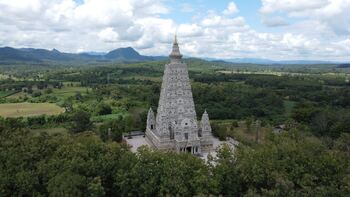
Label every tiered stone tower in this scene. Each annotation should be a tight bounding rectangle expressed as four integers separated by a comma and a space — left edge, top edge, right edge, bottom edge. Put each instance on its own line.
146, 35, 213, 154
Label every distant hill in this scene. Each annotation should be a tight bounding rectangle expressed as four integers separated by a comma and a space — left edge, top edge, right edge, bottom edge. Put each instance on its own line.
1, 46, 346, 65
206, 57, 338, 65
105, 47, 151, 61
337, 63, 350, 68
0, 46, 165, 64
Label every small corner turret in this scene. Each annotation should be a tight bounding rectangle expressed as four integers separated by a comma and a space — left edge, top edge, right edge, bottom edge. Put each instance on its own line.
147, 107, 155, 131
200, 110, 212, 136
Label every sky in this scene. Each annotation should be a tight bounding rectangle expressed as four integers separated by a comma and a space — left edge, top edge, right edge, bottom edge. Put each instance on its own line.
0, 0, 350, 61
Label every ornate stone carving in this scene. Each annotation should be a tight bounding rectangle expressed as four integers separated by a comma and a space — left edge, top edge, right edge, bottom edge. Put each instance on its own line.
145, 35, 213, 154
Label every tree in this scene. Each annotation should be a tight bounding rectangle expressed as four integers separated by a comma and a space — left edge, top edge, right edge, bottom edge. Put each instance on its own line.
211, 122, 227, 140
62, 98, 73, 112
98, 115, 128, 142
211, 144, 241, 196
44, 88, 53, 94
75, 92, 83, 101
245, 117, 253, 132
233, 131, 350, 196
95, 103, 112, 115
32, 91, 42, 97
48, 171, 86, 197
115, 147, 211, 196
68, 109, 92, 133
87, 177, 105, 197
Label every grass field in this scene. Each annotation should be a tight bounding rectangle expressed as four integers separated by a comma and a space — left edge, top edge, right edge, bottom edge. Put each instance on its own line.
5, 86, 91, 100
5, 91, 28, 99
91, 113, 126, 122
0, 102, 65, 117
52, 86, 91, 98
0, 90, 18, 98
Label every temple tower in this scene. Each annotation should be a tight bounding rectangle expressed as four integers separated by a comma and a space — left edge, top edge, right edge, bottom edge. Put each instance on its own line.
145, 35, 213, 154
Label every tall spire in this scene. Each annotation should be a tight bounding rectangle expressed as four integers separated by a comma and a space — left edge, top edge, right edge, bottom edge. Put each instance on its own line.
174, 34, 178, 45
169, 34, 182, 62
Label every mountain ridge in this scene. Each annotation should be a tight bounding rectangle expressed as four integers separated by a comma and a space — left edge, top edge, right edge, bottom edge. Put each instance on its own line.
0, 46, 164, 63
0, 46, 346, 65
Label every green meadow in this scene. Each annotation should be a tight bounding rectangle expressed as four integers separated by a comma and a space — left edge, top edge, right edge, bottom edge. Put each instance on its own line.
0, 102, 64, 117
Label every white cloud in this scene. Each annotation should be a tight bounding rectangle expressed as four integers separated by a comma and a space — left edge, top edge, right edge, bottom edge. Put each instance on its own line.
262, 16, 289, 27
259, 0, 350, 35
260, 0, 328, 14
201, 15, 246, 27
180, 3, 194, 13
0, 0, 170, 51
178, 24, 203, 37
0, 0, 349, 61
223, 2, 239, 15
98, 28, 119, 43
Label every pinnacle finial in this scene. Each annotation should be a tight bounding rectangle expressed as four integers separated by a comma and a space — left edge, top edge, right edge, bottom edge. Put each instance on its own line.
169, 33, 182, 61
174, 33, 178, 45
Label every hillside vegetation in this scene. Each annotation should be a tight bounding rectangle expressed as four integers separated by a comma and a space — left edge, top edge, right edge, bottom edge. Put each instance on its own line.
0, 60, 349, 196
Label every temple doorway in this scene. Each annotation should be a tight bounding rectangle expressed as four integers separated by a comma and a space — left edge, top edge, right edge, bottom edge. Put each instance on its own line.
186, 147, 192, 153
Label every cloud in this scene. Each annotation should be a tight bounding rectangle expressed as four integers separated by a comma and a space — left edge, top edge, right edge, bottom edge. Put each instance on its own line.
178, 24, 203, 37
259, 0, 328, 14
98, 28, 119, 43
259, 0, 350, 35
0, 0, 349, 61
201, 15, 246, 28
223, 2, 239, 15
180, 3, 194, 13
262, 16, 289, 27
0, 0, 170, 51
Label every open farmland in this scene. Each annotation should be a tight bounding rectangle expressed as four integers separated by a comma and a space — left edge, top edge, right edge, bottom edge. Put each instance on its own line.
0, 102, 65, 117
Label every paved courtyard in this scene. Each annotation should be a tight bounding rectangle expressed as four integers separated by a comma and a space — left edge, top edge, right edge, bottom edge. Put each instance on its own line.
124, 134, 237, 161
124, 135, 150, 152
201, 137, 237, 161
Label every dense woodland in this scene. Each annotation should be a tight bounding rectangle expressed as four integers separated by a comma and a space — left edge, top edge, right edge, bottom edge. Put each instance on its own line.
0, 60, 349, 196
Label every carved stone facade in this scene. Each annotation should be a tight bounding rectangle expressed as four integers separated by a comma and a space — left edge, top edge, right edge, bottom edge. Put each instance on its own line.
146, 36, 213, 154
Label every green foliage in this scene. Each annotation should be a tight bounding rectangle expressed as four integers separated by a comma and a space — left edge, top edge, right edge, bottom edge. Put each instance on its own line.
32, 91, 42, 97
192, 82, 284, 122
231, 120, 239, 128
0, 122, 349, 196
47, 171, 86, 197
95, 103, 112, 115
44, 88, 53, 94
311, 109, 350, 138
1, 56, 350, 196
116, 147, 211, 196
87, 177, 105, 197
0, 90, 17, 98
98, 116, 126, 142
68, 109, 92, 133
211, 122, 227, 140
212, 131, 350, 196
245, 117, 253, 132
